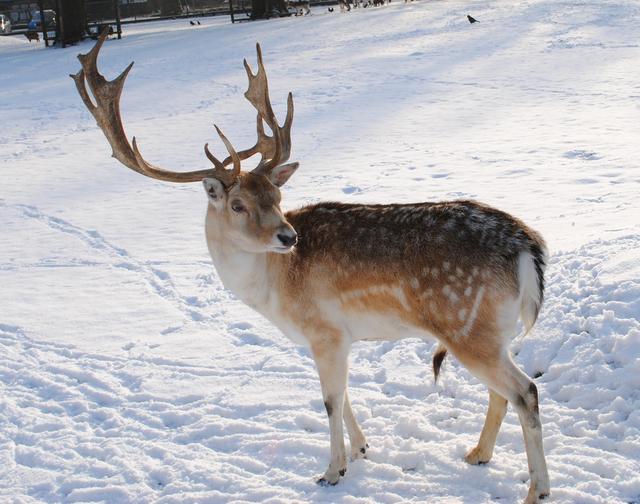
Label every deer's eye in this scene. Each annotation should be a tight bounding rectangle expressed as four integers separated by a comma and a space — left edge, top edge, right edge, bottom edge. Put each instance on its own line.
231, 201, 246, 213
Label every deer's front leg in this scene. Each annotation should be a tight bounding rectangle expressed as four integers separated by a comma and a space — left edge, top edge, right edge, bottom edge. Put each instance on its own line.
312, 337, 349, 486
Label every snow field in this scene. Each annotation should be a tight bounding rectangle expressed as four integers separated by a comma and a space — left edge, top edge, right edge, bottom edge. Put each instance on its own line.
1, 0, 639, 502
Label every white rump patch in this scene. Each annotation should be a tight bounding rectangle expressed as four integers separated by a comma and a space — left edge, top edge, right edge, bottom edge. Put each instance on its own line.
518, 251, 543, 332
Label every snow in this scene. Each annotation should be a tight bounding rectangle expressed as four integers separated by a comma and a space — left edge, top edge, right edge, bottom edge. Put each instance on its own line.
1, 0, 639, 502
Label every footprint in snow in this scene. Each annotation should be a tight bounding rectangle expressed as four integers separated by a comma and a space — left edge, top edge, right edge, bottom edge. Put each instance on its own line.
229, 321, 253, 330
342, 185, 362, 195
235, 332, 271, 347
161, 326, 181, 335
563, 150, 601, 161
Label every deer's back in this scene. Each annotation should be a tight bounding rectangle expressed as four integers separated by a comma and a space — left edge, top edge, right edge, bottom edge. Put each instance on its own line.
286, 200, 544, 280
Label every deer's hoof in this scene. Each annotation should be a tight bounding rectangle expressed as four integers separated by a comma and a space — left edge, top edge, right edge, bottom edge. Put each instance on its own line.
317, 464, 347, 486
350, 442, 369, 460
523, 484, 550, 503
464, 445, 491, 465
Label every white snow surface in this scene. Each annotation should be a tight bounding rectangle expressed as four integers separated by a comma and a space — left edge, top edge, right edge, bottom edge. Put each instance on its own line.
1, 0, 639, 502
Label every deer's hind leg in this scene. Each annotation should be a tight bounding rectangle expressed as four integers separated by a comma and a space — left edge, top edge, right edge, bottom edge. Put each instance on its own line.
448, 334, 550, 503
343, 388, 368, 460
465, 389, 508, 465
501, 357, 550, 503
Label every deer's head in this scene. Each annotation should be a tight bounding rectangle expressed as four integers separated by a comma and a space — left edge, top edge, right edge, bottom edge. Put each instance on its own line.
203, 168, 298, 254
71, 31, 299, 254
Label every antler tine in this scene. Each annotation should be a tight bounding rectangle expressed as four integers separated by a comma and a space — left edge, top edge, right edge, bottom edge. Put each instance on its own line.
214, 125, 241, 176
202, 126, 242, 187
71, 28, 220, 184
204, 142, 224, 170
216, 114, 276, 168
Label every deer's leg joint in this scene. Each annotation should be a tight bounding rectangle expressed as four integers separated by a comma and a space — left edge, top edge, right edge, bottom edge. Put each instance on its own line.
324, 399, 333, 417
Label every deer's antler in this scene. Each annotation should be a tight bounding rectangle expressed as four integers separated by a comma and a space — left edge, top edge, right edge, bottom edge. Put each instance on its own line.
244, 44, 294, 176
213, 44, 295, 177
71, 29, 240, 186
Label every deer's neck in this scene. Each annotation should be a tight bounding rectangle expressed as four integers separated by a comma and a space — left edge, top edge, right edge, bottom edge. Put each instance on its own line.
204, 208, 287, 313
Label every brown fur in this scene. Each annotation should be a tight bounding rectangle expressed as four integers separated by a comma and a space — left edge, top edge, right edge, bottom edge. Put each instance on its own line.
275, 200, 544, 349
226, 173, 289, 246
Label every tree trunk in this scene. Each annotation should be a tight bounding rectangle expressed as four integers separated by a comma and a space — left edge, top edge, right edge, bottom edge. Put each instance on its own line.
251, 0, 288, 18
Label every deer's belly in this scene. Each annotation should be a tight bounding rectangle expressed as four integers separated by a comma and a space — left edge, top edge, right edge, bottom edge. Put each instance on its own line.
342, 310, 433, 343
263, 296, 435, 348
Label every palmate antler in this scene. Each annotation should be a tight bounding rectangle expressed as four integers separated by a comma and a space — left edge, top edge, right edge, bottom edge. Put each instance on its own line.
206, 44, 295, 176
71, 29, 295, 187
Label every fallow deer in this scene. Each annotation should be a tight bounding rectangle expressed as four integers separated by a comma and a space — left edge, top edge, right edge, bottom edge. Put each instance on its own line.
71, 30, 550, 504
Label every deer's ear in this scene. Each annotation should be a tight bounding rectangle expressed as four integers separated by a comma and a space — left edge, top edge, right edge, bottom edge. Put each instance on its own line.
268, 162, 299, 187
203, 178, 226, 208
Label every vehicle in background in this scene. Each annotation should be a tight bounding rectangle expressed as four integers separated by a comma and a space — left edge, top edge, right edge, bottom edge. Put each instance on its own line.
27, 10, 56, 31
0, 14, 12, 34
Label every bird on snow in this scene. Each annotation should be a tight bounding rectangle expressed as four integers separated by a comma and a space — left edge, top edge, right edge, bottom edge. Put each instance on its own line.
190, 20, 195, 25
197, 20, 201, 25
328, 6, 333, 11
467, 14, 478, 23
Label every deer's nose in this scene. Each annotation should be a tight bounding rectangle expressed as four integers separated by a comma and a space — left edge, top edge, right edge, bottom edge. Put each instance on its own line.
277, 232, 297, 247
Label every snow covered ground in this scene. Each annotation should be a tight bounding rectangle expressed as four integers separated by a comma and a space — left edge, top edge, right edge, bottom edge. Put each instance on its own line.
1, 0, 639, 502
